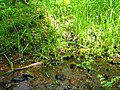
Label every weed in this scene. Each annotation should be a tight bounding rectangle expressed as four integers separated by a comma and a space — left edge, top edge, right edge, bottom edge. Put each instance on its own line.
4, 54, 14, 71
76, 58, 95, 70
98, 74, 120, 90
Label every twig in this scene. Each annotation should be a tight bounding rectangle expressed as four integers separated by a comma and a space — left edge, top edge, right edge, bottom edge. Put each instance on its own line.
6, 62, 43, 74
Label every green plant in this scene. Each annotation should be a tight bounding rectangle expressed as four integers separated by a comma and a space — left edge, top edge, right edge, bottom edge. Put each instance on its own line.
98, 74, 120, 90
76, 58, 95, 70
4, 54, 14, 71
0, 0, 119, 66
17, 29, 30, 58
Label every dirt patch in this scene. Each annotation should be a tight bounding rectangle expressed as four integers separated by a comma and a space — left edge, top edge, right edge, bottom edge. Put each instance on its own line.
0, 58, 120, 90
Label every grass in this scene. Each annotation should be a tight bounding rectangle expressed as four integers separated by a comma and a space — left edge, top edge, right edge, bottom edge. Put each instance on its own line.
0, 0, 119, 59
4, 54, 14, 71
0, 0, 120, 88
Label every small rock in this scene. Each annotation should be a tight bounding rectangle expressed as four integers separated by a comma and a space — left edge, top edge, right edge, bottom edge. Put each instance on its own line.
55, 74, 65, 81
8, 82, 32, 90
117, 85, 120, 89
11, 77, 26, 83
70, 64, 76, 69
22, 73, 34, 79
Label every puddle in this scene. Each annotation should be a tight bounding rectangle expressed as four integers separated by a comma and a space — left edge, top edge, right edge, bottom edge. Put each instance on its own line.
0, 57, 120, 90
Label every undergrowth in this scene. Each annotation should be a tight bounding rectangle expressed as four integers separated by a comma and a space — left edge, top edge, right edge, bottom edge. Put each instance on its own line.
0, 0, 119, 59
0, 0, 120, 89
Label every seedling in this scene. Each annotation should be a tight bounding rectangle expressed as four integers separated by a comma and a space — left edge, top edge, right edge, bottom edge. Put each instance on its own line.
4, 54, 14, 71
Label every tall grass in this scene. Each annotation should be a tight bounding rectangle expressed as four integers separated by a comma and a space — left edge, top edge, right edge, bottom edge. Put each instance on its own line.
0, 0, 120, 60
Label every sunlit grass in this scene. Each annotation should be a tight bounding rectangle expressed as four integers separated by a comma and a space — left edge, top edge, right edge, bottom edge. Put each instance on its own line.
0, 0, 119, 60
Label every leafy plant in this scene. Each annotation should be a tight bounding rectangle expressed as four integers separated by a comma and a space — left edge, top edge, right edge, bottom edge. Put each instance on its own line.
98, 74, 120, 90
76, 58, 95, 70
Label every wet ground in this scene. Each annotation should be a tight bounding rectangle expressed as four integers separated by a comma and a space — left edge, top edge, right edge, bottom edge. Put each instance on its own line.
0, 56, 120, 90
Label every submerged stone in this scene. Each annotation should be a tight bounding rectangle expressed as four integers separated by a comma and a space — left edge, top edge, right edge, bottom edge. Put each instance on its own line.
11, 77, 26, 83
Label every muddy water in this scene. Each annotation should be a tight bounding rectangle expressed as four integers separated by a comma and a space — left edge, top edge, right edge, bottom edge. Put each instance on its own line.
0, 57, 120, 90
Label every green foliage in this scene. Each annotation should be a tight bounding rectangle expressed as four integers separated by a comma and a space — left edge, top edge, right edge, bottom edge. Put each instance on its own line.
76, 58, 95, 70
17, 29, 31, 57
4, 54, 14, 71
98, 74, 120, 90
0, 0, 119, 57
